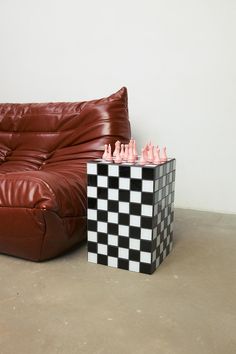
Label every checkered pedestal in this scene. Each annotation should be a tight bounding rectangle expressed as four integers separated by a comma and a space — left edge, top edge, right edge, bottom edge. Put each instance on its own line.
87, 158, 176, 274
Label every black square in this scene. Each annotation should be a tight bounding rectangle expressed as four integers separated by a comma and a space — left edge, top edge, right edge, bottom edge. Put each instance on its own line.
119, 190, 130, 202
130, 226, 141, 239
97, 232, 108, 244
87, 220, 97, 231
108, 200, 119, 212
108, 245, 118, 257
130, 203, 141, 215
141, 216, 153, 229
140, 263, 152, 274
108, 176, 119, 189
130, 179, 142, 191
119, 165, 130, 178
87, 197, 97, 209
119, 213, 130, 225
129, 249, 140, 262
88, 175, 97, 186
87, 241, 97, 253
108, 223, 118, 235
142, 192, 153, 205
140, 240, 152, 252
97, 254, 108, 265
118, 258, 129, 270
97, 187, 108, 199
118, 236, 129, 248
142, 168, 154, 180
97, 164, 108, 175
97, 210, 108, 222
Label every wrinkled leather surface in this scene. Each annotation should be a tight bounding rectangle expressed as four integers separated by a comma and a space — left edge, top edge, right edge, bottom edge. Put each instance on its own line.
0, 87, 131, 260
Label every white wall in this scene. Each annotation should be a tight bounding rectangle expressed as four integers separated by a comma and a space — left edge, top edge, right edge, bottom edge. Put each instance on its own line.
0, 0, 235, 213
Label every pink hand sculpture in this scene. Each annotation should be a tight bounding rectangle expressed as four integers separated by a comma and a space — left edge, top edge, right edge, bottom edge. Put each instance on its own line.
133, 139, 138, 159
153, 147, 161, 164
120, 144, 125, 160
128, 143, 135, 163
139, 147, 147, 165
147, 145, 154, 163
102, 144, 108, 160
106, 144, 113, 161
114, 148, 122, 163
113, 140, 120, 157
144, 143, 149, 160
124, 144, 129, 161
161, 146, 167, 162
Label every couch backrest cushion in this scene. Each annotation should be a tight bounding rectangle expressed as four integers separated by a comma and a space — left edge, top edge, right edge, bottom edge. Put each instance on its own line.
0, 87, 131, 172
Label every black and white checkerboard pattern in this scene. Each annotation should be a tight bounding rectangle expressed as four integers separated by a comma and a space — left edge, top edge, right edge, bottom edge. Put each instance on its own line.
87, 159, 176, 274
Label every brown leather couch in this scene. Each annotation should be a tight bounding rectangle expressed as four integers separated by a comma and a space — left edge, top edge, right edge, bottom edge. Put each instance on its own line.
0, 87, 131, 261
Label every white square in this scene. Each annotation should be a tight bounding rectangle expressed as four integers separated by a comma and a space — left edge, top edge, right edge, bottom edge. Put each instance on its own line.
157, 213, 161, 224
164, 229, 167, 239
154, 204, 158, 216
166, 163, 171, 173
119, 178, 130, 190
119, 202, 129, 213
161, 199, 165, 209
108, 234, 118, 246
108, 212, 118, 223
108, 164, 119, 176
152, 249, 157, 262
97, 175, 108, 187
88, 252, 97, 263
97, 199, 108, 210
129, 261, 140, 272
98, 244, 108, 255
162, 175, 167, 186
142, 180, 153, 192
129, 238, 140, 250
159, 165, 164, 177
87, 163, 97, 175
119, 225, 129, 237
108, 257, 118, 268
155, 179, 159, 191
130, 166, 142, 179
160, 242, 164, 253
88, 252, 98, 263
87, 186, 97, 198
161, 221, 164, 231
97, 221, 107, 233
140, 251, 151, 264
130, 215, 141, 227
141, 204, 153, 217
87, 209, 97, 220
153, 227, 157, 239
87, 231, 97, 242
141, 228, 152, 240
108, 189, 119, 200
130, 191, 141, 203
118, 247, 129, 259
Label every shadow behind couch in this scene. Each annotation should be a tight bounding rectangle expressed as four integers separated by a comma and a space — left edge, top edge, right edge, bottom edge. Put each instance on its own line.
0, 87, 131, 261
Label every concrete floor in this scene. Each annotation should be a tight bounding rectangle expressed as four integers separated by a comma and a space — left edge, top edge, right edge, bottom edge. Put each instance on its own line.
0, 209, 235, 354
